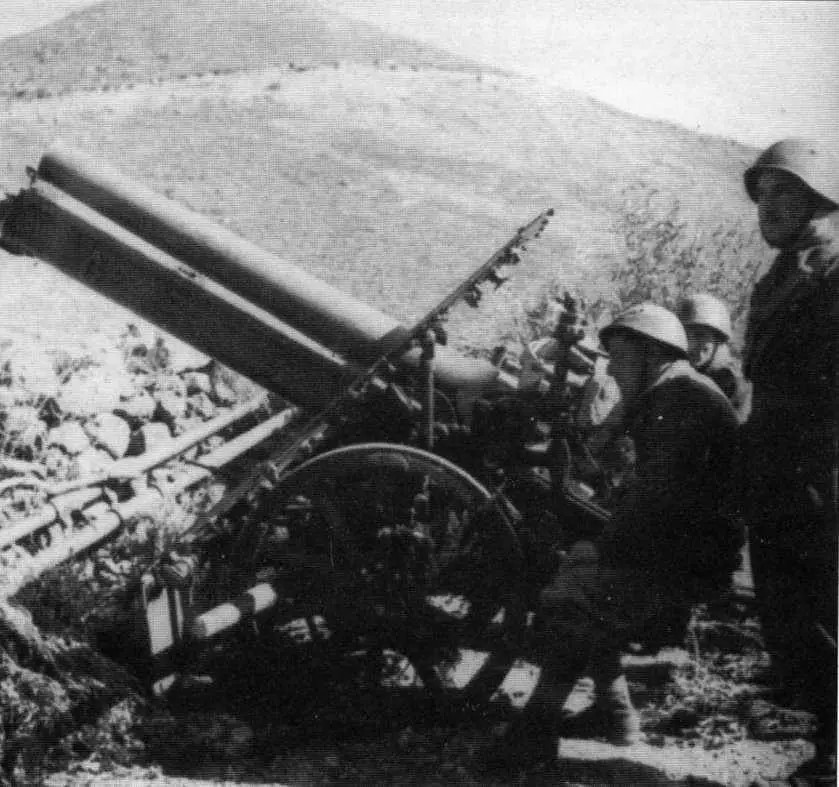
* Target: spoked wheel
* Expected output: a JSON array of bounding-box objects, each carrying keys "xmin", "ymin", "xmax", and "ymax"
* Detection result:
[{"xmin": 217, "ymin": 442, "xmax": 529, "ymax": 717}]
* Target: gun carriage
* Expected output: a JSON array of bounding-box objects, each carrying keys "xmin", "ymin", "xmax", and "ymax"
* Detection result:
[{"xmin": 0, "ymin": 146, "xmax": 610, "ymax": 712}]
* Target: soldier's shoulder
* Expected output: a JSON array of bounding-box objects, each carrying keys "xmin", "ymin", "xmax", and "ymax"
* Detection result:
[
  {"xmin": 805, "ymin": 239, "xmax": 839, "ymax": 321},
  {"xmin": 805, "ymin": 233, "xmax": 839, "ymax": 283},
  {"xmin": 706, "ymin": 363, "xmax": 738, "ymax": 398},
  {"xmin": 649, "ymin": 361, "xmax": 738, "ymax": 423}
]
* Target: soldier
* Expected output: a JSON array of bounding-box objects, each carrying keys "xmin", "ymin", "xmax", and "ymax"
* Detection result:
[
  {"xmin": 486, "ymin": 303, "xmax": 741, "ymax": 771},
  {"xmin": 740, "ymin": 138, "xmax": 838, "ymax": 783},
  {"xmin": 675, "ymin": 292, "xmax": 751, "ymax": 421}
]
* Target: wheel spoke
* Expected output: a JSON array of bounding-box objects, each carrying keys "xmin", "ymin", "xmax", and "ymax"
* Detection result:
[{"xmin": 210, "ymin": 443, "xmax": 528, "ymax": 712}]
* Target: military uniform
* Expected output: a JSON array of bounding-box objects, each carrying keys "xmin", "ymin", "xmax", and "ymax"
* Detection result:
[
  {"xmin": 676, "ymin": 293, "xmax": 751, "ymax": 423},
  {"xmin": 542, "ymin": 360, "xmax": 741, "ymax": 655},
  {"xmin": 698, "ymin": 344, "xmax": 751, "ymax": 423},
  {"xmin": 531, "ymin": 314, "xmax": 741, "ymax": 752},
  {"xmin": 739, "ymin": 139, "xmax": 839, "ymax": 778},
  {"xmin": 600, "ymin": 359, "xmax": 741, "ymax": 583},
  {"xmin": 742, "ymin": 226, "xmax": 838, "ymax": 745},
  {"xmin": 482, "ymin": 305, "xmax": 743, "ymax": 773}
]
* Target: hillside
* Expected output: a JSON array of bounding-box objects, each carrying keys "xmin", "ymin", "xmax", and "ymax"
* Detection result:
[
  {"xmin": 0, "ymin": 0, "xmax": 765, "ymax": 356},
  {"xmin": 0, "ymin": 0, "xmax": 497, "ymax": 100}
]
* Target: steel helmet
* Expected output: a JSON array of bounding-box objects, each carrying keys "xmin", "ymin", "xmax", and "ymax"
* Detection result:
[
  {"xmin": 675, "ymin": 293, "xmax": 732, "ymax": 342},
  {"xmin": 744, "ymin": 138, "xmax": 839, "ymax": 208},
  {"xmin": 600, "ymin": 303, "xmax": 688, "ymax": 358}
]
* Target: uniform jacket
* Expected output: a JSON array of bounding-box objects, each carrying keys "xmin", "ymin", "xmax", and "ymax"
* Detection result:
[
  {"xmin": 743, "ymin": 222, "xmax": 839, "ymax": 481},
  {"xmin": 698, "ymin": 344, "xmax": 751, "ymax": 423},
  {"xmin": 600, "ymin": 360, "xmax": 741, "ymax": 580}
]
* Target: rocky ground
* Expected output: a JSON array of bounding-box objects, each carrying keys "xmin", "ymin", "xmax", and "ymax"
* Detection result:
[{"xmin": 0, "ymin": 265, "xmax": 818, "ymax": 786}]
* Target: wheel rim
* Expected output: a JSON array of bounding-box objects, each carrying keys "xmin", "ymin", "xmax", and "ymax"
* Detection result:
[{"xmin": 223, "ymin": 443, "xmax": 527, "ymax": 708}]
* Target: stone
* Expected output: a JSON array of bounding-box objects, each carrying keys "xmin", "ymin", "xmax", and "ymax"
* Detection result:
[
  {"xmin": 182, "ymin": 371, "xmax": 214, "ymax": 396},
  {"xmin": 187, "ymin": 392, "xmax": 216, "ymax": 420},
  {"xmin": 209, "ymin": 362, "xmax": 264, "ymax": 404},
  {"xmin": 155, "ymin": 390, "xmax": 187, "ymax": 423},
  {"xmin": 0, "ymin": 387, "xmax": 17, "ymax": 409},
  {"xmin": 59, "ymin": 371, "xmax": 132, "ymax": 417},
  {"xmin": 47, "ymin": 421, "xmax": 92, "ymax": 456},
  {"xmin": 126, "ymin": 422, "xmax": 172, "ymax": 456},
  {"xmin": 3, "ymin": 349, "xmax": 59, "ymax": 401},
  {"xmin": 69, "ymin": 447, "xmax": 114, "ymax": 480},
  {"xmin": 116, "ymin": 391, "xmax": 158, "ymax": 423},
  {"xmin": 41, "ymin": 446, "xmax": 72, "ymax": 478},
  {"xmin": 3, "ymin": 406, "xmax": 47, "ymax": 446},
  {"xmin": 84, "ymin": 413, "xmax": 132, "ymax": 459},
  {"xmin": 163, "ymin": 338, "xmax": 212, "ymax": 374}
]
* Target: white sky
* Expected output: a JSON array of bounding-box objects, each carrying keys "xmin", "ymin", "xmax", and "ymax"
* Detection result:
[
  {"xmin": 0, "ymin": 0, "xmax": 96, "ymax": 38},
  {"xmin": 1, "ymin": 0, "xmax": 837, "ymax": 147},
  {"xmin": 331, "ymin": 0, "xmax": 839, "ymax": 147}
]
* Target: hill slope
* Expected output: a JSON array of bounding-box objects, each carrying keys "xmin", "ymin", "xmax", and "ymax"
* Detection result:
[
  {"xmin": 0, "ymin": 0, "xmax": 499, "ymax": 100},
  {"xmin": 0, "ymin": 0, "xmax": 766, "ymax": 348}
]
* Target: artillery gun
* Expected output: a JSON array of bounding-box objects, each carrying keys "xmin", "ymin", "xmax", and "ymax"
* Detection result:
[{"xmin": 0, "ymin": 145, "xmax": 609, "ymax": 713}]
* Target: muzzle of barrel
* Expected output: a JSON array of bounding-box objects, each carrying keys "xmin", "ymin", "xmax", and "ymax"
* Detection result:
[{"xmin": 0, "ymin": 181, "xmax": 355, "ymax": 412}]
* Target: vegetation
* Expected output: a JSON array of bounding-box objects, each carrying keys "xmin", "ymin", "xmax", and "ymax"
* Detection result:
[{"xmin": 518, "ymin": 183, "xmax": 771, "ymax": 353}]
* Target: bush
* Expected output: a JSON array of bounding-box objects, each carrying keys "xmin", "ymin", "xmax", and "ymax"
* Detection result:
[
  {"xmin": 609, "ymin": 183, "xmax": 770, "ymax": 347},
  {"xmin": 517, "ymin": 184, "xmax": 771, "ymax": 350}
]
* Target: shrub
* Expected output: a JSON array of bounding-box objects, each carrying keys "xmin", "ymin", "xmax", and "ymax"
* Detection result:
[
  {"xmin": 518, "ymin": 184, "xmax": 771, "ymax": 350},
  {"xmin": 608, "ymin": 183, "xmax": 770, "ymax": 347}
]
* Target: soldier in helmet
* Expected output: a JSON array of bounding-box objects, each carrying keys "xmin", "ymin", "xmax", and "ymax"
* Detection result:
[
  {"xmin": 486, "ymin": 303, "xmax": 741, "ymax": 771},
  {"xmin": 740, "ymin": 138, "xmax": 838, "ymax": 782},
  {"xmin": 676, "ymin": 292, "xmax": 751, "ymax": 422}
]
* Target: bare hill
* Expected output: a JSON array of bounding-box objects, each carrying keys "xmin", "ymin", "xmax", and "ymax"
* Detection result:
[
  {"xmin": 0, "ymin": 0, "xmax": 497, "ymax": 100},
  {"xmin": 0, "ymin": 0, "xmax": 765, "ymax": 353}
]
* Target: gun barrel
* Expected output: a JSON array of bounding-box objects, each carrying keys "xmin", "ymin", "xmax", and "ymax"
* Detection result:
[
  {"xmin": 36, "ymin": 142, "xmax": 401, "ymax": 364},
  {"xmin": 1, "ymin": 181, "xmax": 356, "ymax": 410},
  {"xmin": 32, "ymin": 143, "xmax": 504, "ymax": 397}
]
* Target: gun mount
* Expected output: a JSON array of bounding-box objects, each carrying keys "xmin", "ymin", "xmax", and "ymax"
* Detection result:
[{"xmin": 0, "ymin": 146, "xmax": 606, "ymax": 709}]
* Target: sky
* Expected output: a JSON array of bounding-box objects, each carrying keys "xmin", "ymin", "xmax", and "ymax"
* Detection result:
[
  {"xmin": 0, "ymin": 0, "xmax": 96, "ymax": 39},
  {"xmin": 1, "ymin": 0, "xmax": 837, "ymax": 147},
  {"xmin": 330, "ymin": 0, "xmax": 839, "ymax": 148}
]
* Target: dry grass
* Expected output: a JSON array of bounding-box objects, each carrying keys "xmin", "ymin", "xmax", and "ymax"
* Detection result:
[{"xmin": 0, "ymin": 1, "xmax": 767, "ymax": 357}]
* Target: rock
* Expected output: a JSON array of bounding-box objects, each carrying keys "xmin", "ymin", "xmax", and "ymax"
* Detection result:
[
  {"xmin": 126, "ymin": 422, "xmax": 172, "ymax": 456},
  {"xmin": 187, "ymin": 392, "xmax": 216, "ymax": 420},
  {"xmin": 155, "ymin": 390, "xmax": 187, "ymax": 423},
  {"xmin": 210, "ymin": 376, "xmax": 238, "ymax": 406},
  {"xmin": 120, "ymin": 323, "xmax": 164, "ymax": 371},
  {"xmin": 117, "ymin": 391, "xmax": 158, "ymax": 423},
  {"xmin": 41, "ymin": 446, "xmax": 72, "ymax": 478},
  {"xmin": 59, "ymin": 371, "xmax": 132, "ymax": 417},
  {"xmin": 47, "ymin": 421, "xmax": 92, "ymax": 456},
  {"xmin": 69, "ymin": 447, "xmax": 114, "ymax": 480},
  {"xmin": 0, "ymin": 387, "xmax": 18, "ymax": 409},
  {"xmin": 3, "ymin": 406, "xmax": 47, "ymax": 446},
  {"xmin": 2, "ymin": 350, "xmax": 60, "ymax": 402},
  {"xmin": 164, "ymin": 338, "xmax": 211, "ymax": 374},
  {"xmin": 182, "ymin": 371, "xmax": 214, "ymax": 396},
  {"xmin": 209, "ymin": 362, "xmax": 264, "ymax": 404},
  {"xmin": 84, "ymin": 413, "xmax": 131, "ymax": 459}
]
